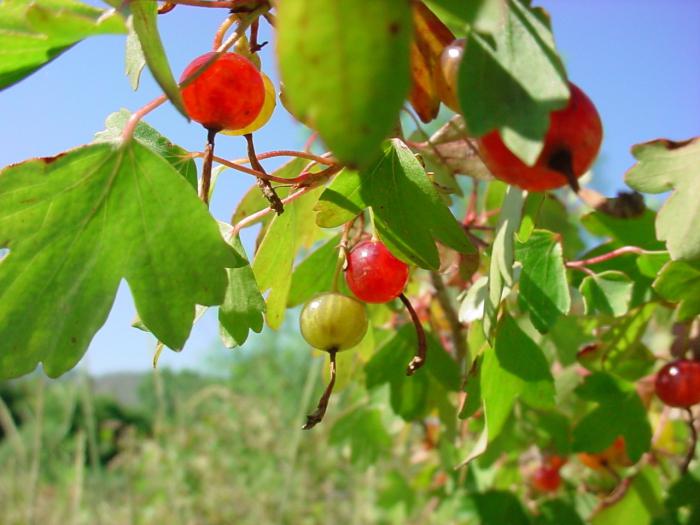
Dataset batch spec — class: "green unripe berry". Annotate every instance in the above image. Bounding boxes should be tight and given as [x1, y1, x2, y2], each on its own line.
[299, 293, 368, 351]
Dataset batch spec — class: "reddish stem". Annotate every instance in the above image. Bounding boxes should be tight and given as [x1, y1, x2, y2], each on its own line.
[230, 149, 335, 167]
[160, 0, 261, 9]
[566, 246, 657, 269]
[400, 293, 427, 375]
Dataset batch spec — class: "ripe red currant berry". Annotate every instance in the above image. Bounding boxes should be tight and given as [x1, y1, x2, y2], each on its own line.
[345, 240, 410, 303]
[180, 52, 265, 131]
[299, 293, 368, 352]
[531, 465, 561, 493]
[479, 82, 603, 192]
[655, 359, 700, 408]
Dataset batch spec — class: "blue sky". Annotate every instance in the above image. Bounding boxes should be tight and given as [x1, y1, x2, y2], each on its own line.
[0, 1, 698, 374]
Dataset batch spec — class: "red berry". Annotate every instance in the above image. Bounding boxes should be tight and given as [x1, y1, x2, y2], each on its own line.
[655, 359, 700, 408]
[180, 52, 265, 131]
[345, 240, 409, 303]
[479, 82, 603, 191]
[531, 465, 561, 493]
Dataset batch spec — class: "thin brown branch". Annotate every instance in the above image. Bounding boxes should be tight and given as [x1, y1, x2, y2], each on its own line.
[400, 293, 427, 375]
[566, 246, 660, 269]
[157, 1, 176, 14]
[212, 14, 236, 50]
[231, 186, 311, 236]
[163, 0, 263, 9]
[245, 133, 284, 214]
[230, 149, 336, 167]
[302, 350, 337, 429]
[430, 271, 467, 369]
[682, 407, 697, 474]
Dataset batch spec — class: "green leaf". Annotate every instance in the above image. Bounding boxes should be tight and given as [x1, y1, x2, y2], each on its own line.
[515, 229, 570, 333]
[573, 373, 651, 463]
[580, 271, 634, 318]
[625, 138, 700, 261]
[524, 193, 584, 259]
[125, 15, 145, 90]
[457, 0, 569, 164]
[592, 468, 665, 525]
[287, 235, 341, 307]
[365, 326, 457, 421]
[94, 109, 197, 190]
[129, 0, 186, 118]
[473, 491, 531, 525]
[218, 233, 265, 348]
[314, 169, 366, 228]
[591, 304, 656, 381]
[484, 185, 524, 339]
[0, 0, 126, 90]
[252, 188, 322, 329]
[0, 141, 238, 378]
[427, 0, 507, 35]
[534, 500, 586, 525]
[358, 139, 474, 269]
[459, 354, 483, 420]
[471, 315, 554, 458]
[329, 407, 391, 466]
[637, 252, 670, 278]
[277, 0, 412, 167]
[653, 260, 700, 321]
[581, 209, 663, 251]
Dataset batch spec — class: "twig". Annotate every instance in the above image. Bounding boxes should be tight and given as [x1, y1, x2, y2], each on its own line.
[200, 128, 217, 204]
[430, 271, 467, 369]
[245, 133, 284, 214]
[212, 14, 236, 50]
[566, 246, 660, 269]
[594, 476, 633, 513]
[157, 1, 176, 14]
[400, 293, 427, 375]
[229, 149, 336, 167]
[159, 0, 263, 9]
[302, 350, 337, 429]
[231, 186, 311, 236]
[681, 407, 697, 474]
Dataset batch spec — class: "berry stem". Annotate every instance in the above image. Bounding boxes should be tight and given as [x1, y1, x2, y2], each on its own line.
[399, 293, 427, 375]
[331, 223, 351, 293]
[199, 128, 218, 205]
[212, 14, 236, 50]
[245, 133, 284, 215]
[681, 407, 697, 474]
[302, 349, 337, 430]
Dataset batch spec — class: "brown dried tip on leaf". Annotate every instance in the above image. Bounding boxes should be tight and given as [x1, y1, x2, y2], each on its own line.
[408, 2, 454, 123]
[578, 188, 646, 219]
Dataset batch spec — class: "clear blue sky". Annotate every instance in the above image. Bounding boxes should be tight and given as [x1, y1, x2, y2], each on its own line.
[1, 1, 698, 374]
